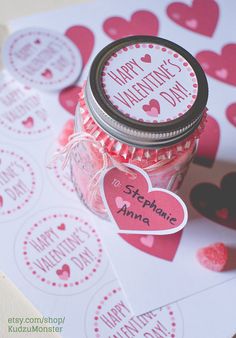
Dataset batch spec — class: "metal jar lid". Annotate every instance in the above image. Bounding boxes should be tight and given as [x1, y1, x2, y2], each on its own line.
[85, 36, 208, 148]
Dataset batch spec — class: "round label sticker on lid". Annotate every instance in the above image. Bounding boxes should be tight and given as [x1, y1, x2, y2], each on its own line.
[2, 27, 82, 91]
[101, 41, 198, 123]
[86, 36, 208, 148]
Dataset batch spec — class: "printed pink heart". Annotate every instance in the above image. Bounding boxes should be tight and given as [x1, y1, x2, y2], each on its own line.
[34, 39, 41, 44]
[185, 19, 198, 29]
[0, 195, 3, 208]
[140, 235, 154, 248]
[103, 10, 159, 40]
[193, 114, 220, 167]
[58, 271, 69, 281]
[59, 86, 82, 115]
[57, 223, 66, 231]
[215, 68, 228, 79]
[22, 117, 34, 129]
[115, 196, 130, 209]
[102, 165, 188, 235]
[143, 99, 160, 117]
[196, 44, 236, 86]
[56, 264, 70, 280]
[41, 69, 53, 79]
[141, 54, 151, 63]
[120, 231, 182, 261]
[226, 103, 236, 127]
[65, 26, 95, 68]
[201, 62, 210, 70]
[149, 107, 159, 117]
[167, 0, 219, 37]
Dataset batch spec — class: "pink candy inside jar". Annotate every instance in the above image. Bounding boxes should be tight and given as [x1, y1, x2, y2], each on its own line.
[70, 36, 208, 218]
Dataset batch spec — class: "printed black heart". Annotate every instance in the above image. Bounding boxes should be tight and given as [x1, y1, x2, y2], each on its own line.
[190, 172, 236, 229]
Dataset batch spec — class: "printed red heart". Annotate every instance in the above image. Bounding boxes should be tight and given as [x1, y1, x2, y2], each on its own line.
[197, 242, 228, 272]
[65, 26, 95, 68]
[102, 165, 188, 235]
[56, 264, 70, 280]
[103, 10, 159, 40]
[22, 117, 34, 129]
[226, 103, 236, 127]
[167, 0, 219, 37]
[193, 114, 220, 167]
[58, 119, 74, 146]
[120, 231, 183, 261]
[190, 172, 236, 229]
[141, 54, 151, 63]
[143, 99, 160, 117]
[41, 69, 53, 79]
[0, 195, 3, 208]
[196, 44, 236, 86]
[57, 223, 66, 231]
[59, 26, 94, 115]
[59, 86, 82, 115]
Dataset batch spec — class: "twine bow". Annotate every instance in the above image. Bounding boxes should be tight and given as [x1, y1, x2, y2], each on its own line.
[50, 130, 184, 206]
[50, 132, 136, 205]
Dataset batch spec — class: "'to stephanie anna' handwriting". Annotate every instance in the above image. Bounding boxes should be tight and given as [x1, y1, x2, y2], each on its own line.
[117, 185, 177, 227]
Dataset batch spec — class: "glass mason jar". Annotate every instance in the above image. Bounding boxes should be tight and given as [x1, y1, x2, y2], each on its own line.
[70, 36, 208, 218]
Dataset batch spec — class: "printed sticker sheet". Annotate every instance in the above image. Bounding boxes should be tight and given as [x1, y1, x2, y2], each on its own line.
[1, 0, 236, 337]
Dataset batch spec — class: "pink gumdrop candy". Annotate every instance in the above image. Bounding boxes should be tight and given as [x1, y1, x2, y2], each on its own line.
[197, 242, 228, 272]
[58, 119, 74, 146]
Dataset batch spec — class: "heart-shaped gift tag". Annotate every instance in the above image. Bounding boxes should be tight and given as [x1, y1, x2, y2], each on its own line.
[101, 164, 188, 235]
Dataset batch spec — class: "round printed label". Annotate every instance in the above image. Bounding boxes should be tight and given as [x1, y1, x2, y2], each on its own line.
[0, 144, 41, 222]
[85, 280, 183, 337]
[101, 42, 198, 123]
[0, 73, 52, 138]
[15, 208, 108, 295]
[3, 28, 82, 91]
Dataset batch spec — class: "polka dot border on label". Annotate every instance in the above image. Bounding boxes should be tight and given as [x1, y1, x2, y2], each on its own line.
[8, 31, 77, 87]
[0, 79, 52, 136]
[101, 43, 198, 123]
[22, 213, 103, 288]
[51, 154, 75, 194]
[92, 286, 177, 338]
[0, 148, 36, 216]
[0, 116, 51, 135]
